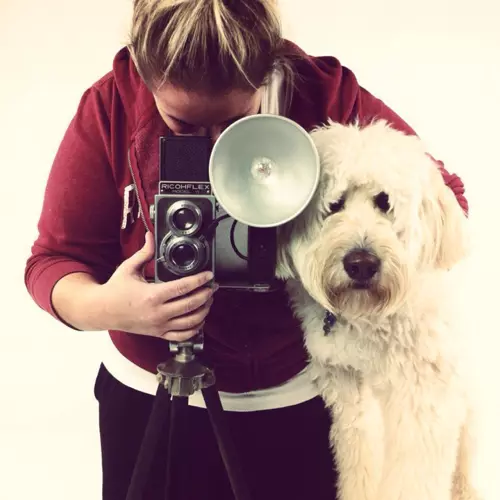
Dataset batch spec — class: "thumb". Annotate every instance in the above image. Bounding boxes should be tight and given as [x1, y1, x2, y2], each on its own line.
[120, 231, 155, 276]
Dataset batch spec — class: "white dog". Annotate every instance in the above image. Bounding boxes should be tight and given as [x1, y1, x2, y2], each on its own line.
[276, 120, 490, 500]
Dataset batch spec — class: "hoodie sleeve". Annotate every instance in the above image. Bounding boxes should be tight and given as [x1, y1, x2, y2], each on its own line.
[24, 85, 123, 323]
[352, 86, 469, 216]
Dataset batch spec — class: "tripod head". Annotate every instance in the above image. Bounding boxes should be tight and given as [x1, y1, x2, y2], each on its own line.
[168, 332, 204, 356]
[156, 331, 215, 398]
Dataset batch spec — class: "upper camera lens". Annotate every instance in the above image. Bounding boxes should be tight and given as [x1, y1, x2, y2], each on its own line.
[166, 201, 202, 235]
[172, 208, 197, 231]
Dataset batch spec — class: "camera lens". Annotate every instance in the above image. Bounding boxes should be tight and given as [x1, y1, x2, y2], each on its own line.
[162, 236, 209, 275]
[171, 243, 196, 268]
[166, 201, 202, 236]
[160, 235, 210, 276]
[172, 208, 196, 232]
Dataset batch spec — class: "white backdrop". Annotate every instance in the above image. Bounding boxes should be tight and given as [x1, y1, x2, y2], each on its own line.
[1, 0, 499, 498]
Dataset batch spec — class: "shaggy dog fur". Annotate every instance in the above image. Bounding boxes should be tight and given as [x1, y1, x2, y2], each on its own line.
[276, 120, 490, 500]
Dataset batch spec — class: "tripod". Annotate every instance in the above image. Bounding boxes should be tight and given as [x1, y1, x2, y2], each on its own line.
[125, 333, 253, 500]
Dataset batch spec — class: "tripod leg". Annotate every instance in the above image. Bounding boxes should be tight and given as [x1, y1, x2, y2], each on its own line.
[164, 396, 189, 500]
[125, 385, 172, 500]
[202, 386, 254, 500]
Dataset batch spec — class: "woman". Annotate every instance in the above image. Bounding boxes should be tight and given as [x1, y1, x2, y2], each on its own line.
[24, 1, 468, 499]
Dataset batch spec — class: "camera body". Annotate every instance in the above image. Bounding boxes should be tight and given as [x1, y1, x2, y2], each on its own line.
[150, 134, 279, 292]
[154, 194, 215, 282]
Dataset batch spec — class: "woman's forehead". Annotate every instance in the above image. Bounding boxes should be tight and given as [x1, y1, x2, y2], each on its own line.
[153, 84, 261, 128]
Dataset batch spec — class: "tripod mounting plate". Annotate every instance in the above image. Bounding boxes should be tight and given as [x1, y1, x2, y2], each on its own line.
[157, 357, 215, 397]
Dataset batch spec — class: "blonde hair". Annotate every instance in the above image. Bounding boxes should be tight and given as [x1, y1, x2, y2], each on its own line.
[128, 0, 291, 93]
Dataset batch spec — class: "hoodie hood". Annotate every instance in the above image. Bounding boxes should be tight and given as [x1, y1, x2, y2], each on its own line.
[111, 47, 157, 136]
[109, 40, 361, 138]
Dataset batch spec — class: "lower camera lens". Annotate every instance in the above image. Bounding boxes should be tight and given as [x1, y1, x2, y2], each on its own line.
[162, 235, 209, 275]
[170, 243, 196, 268]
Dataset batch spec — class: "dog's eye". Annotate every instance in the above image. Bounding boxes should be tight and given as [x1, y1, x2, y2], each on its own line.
[328, 197, 345, 214]
[374, 192, 390, 213]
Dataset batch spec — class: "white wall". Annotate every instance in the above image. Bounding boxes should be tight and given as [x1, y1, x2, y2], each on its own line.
[1, 0, 499, 498]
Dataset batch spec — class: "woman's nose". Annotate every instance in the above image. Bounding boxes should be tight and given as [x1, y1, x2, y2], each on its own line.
[176, 126, 223, 144]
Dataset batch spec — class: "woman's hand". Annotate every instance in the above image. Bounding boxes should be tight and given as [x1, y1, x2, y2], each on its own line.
[97, 232, 217, 342]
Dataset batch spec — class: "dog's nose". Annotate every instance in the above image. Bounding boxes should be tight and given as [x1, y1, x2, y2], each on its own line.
[343, 250, 381, 281]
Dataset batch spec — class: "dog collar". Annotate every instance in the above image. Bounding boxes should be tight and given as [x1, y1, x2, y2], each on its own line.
[323, 311, 337, 335]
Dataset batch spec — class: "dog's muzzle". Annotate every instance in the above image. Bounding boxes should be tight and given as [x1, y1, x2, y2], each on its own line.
[343, 249, 381, 288]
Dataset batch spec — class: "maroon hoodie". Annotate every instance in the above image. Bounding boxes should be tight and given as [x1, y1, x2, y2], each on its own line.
[24, 41, 468, 393]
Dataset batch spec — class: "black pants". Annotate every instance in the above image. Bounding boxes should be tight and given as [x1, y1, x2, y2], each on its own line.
[94, 363, 338, 500]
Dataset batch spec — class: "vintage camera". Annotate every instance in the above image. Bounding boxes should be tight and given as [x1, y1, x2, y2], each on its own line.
[150, 115, 320, 293]
[150, 135, 278, 292]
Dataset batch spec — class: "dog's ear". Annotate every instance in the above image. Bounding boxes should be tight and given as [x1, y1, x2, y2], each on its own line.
[275, 224, 298, 280]
[419, 164, 469, 270]
[275, 193, 322, 281]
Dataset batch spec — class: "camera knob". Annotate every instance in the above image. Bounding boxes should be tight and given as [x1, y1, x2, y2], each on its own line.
[149, 204, 155, 220]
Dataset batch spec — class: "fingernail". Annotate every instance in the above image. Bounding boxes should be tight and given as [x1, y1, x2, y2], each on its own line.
[205, 271, 215, 281]
[211, 282, 220, 292]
